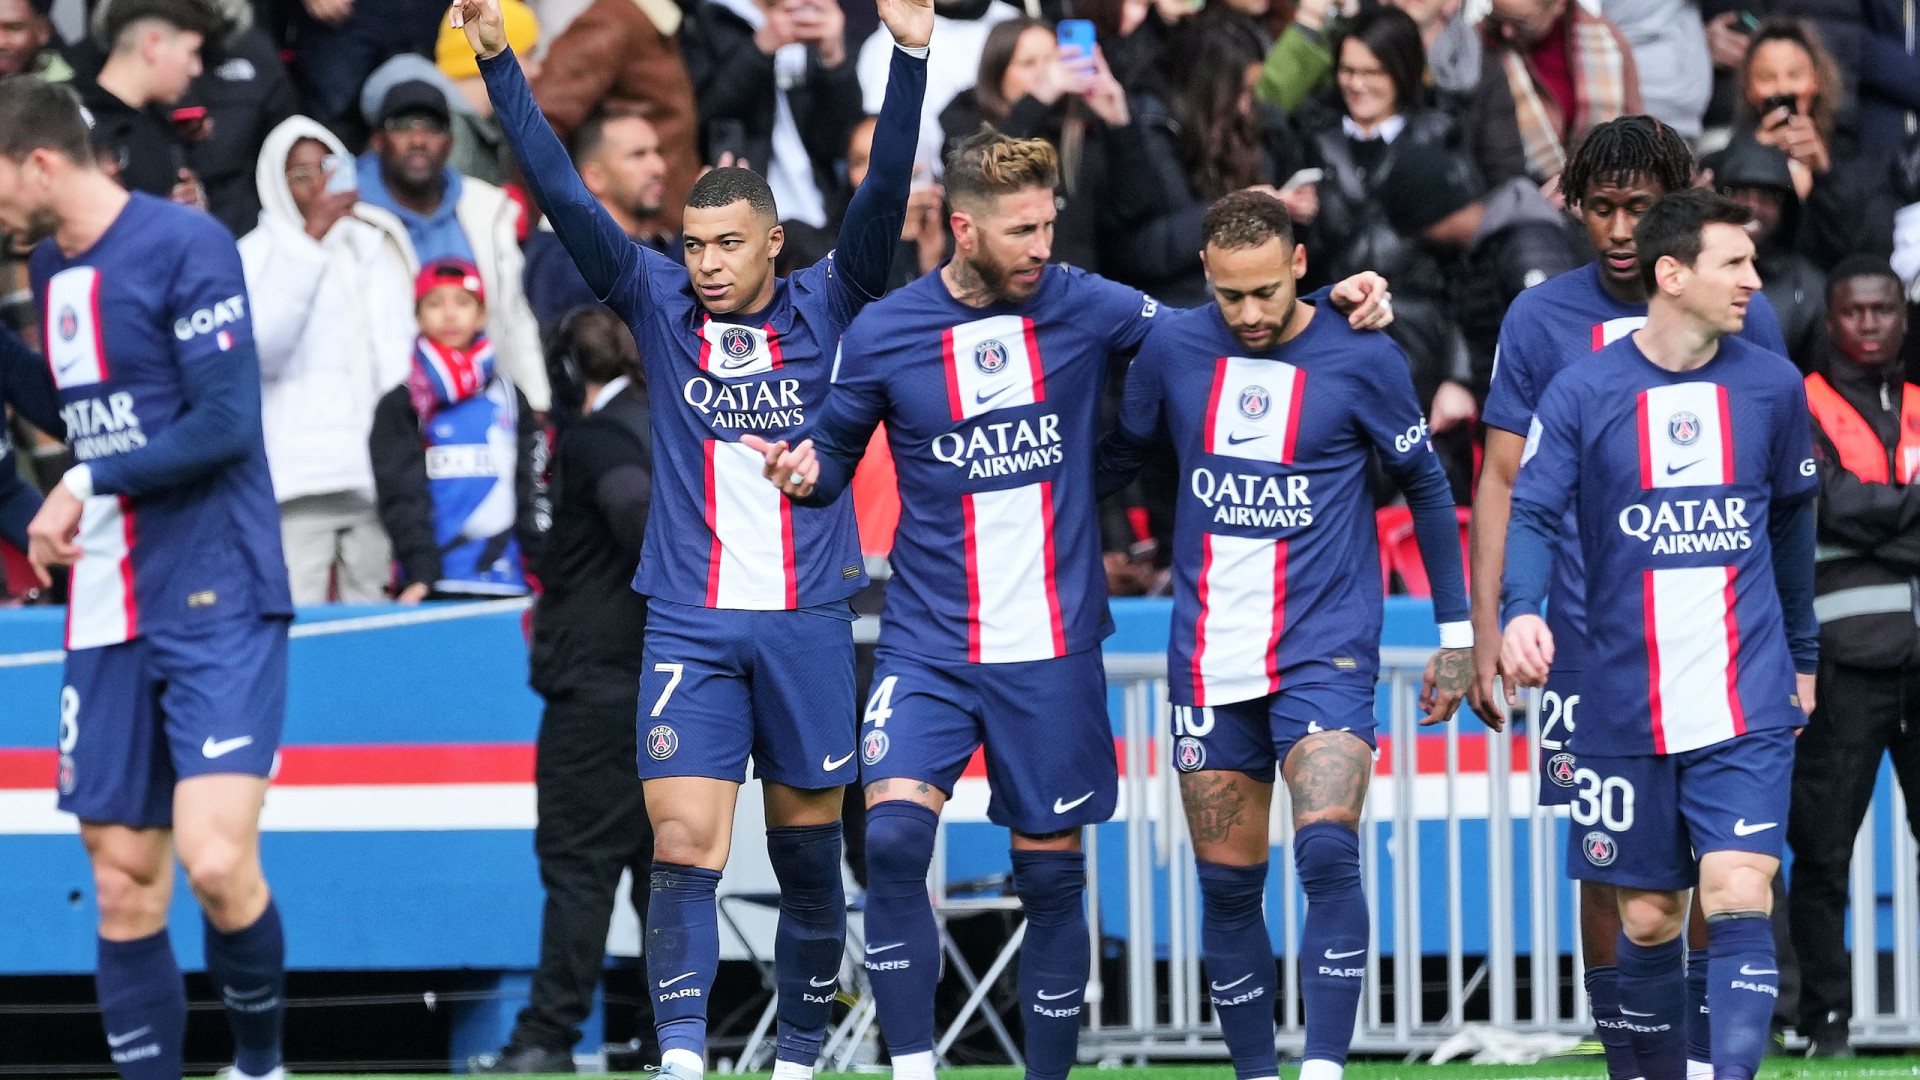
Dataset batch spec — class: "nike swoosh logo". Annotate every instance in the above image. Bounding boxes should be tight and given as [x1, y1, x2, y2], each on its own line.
[657, 971, 698, 988]
[823, 751, 854, 771]
[1225, 432, 1266, 445]
[1036, 989, 1078, 1000]
[810, 975, 838, 987]
[1210, 974, 1253, 991]
[1620, 1008, 1656, 1017]
[106, 1028, 151, 1048]
[975, 384, 1014, 405]
[202, 735, 254, 759]
[1666, 459, 1703, 475]
[1733, 819, 1778, 836]
[866, 942, 905, 954]
[1740, 965, 1778, 976]
[1053, 791, 1094, 814]
[56, 355, 82, 374]
[1323, 948, 1365, 960]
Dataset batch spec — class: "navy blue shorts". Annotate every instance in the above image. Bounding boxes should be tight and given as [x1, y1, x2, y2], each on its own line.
[859, 645, 1116, 835]
[636, 598, 857, 788]
[1566, 727, 1794, 891]
[1535, 669, 1583, 807]
[1169, 680, 1377, 781]
[57, 616, 289, 829]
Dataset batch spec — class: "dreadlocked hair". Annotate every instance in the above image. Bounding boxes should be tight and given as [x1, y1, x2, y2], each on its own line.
[1562, 115, 1694, 208]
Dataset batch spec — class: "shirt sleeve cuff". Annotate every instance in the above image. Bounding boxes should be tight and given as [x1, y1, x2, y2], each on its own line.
[896, 42, 930, 58]
[61, 464, 93, 501]
[1438, 621, 1473, 650]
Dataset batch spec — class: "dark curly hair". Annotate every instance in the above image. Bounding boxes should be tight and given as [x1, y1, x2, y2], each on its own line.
[1562, 114, 1695, 208]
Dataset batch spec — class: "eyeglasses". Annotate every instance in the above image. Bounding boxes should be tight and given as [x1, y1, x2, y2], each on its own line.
[1336, 65, 1391, 82]
[285, 166, 326, 183]
[383, 115, 449, 135]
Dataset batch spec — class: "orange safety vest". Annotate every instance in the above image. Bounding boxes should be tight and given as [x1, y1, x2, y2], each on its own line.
[1804, 372, 1920, 484]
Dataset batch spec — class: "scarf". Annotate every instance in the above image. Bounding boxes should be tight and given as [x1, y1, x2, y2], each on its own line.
[409, 333, 496, 419]
[1496, 7, 1632, 181]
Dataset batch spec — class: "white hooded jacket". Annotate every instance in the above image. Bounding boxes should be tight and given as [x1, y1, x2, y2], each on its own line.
[240, 116, 419, 506]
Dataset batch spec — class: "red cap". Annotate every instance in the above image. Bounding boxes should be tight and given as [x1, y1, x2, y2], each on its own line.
[415, 257, 486, 304]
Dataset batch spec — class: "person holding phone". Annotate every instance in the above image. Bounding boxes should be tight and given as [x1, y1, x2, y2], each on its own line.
[1735, 18, 1838, 198]
[76, 0, 224, 207]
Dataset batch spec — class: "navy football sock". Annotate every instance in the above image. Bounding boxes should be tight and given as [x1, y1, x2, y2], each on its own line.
[1617, 934, 1688, 1080]
[1196, 860, 1278, 1080]
[1707, 914, 1777, 1080]
[766, 823, 846, 1068]
[1010, 848, 1090, 1080]
[1687, 945, 1712, 1068]
[96, 929, 187, 1080]
[1584, 964, 1640, 1080]
[862, 802, 941, 1059]
[647, 862, 724, 1064]
[204, 899, 286, 1077]
[1295, 823, 1366, 1069]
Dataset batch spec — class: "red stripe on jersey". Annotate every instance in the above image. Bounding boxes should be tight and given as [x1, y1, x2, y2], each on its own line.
[1591, 323, 1605, 352]
[1722, 566, 1746, 735]
[1643, 571, 1666, 754]
[1716, 385, 1735, 482]
[119, 499, 137, 640]
[88, 271, 107, 379]
[1281, 369, 1307, 465]
[702, 441, 723, 607]
[1037, 480, 1066, 656]
[1636, 392, 1654, 489]
[1191, 534, 1213, 705]
[1023, 318, 1046, 403]
[696, 315, 712, 372]
[1202, 358, 1227, 452]
[1265, 539, 1287, 693]
[960, 492, 982, 663]
[767, 327, 784, 370]
[780, 494, 798, 609]
[942, 327, 963, 421]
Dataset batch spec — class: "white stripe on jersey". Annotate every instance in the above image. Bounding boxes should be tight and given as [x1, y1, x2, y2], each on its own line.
[960, 482, 1064, 663]
[944, 315, 1043, 421]
[698, 317, 782, 379]
[67, 495, 136, 650]
[1592, 316, 1645, 351]
[1191, 532, 1285, 707]
[703, 440, 796, 609]
[45, 267, 106, 390]
[1202, 357, 1304, 464]
[1643, 565, 1746, 753]
[1639, 382, 1734, 489]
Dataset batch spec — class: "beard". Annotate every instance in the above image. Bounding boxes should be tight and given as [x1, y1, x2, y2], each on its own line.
[16, 203, 59, 246]
[966, 244, 1042, 304]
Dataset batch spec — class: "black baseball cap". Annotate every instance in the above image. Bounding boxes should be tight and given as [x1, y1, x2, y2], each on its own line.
[376, 79, 451, 128]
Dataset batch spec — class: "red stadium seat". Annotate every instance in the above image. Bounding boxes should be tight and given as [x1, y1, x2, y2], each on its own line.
[1, 541, 33, 598]
[1376, 505, 1473, 597]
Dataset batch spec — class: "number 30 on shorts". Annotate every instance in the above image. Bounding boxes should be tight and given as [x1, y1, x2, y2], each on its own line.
[1569, 767, 1634, 831]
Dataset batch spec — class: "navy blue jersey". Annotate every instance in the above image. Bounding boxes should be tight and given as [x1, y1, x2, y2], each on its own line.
[0, 325, 59, 552]
[32, 193, 290, 648]
[1110, 301, 1469, 707]
[808, 264, 1160, 663]
[1507, 333, 1815, 756]
[1483, 263, 1788, 670]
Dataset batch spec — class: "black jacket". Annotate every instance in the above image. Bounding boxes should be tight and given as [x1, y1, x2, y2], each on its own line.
[370, 381, 547, 597]
[681, 0, 862, 209]
[530, 383, 653, 705]
[77, 78, 188, 200]
[187, 28, 296, 237]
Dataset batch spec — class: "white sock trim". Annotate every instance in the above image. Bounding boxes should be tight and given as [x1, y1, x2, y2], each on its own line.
[1298, 1059, 1344, 1080]
[771, 1059, 815, 1080]
[663, 1047, 706, 1077]
[891, 1049, 936, 1080]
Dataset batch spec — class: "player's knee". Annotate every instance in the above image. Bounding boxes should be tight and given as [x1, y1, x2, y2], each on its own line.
[650, 817, 724, 868]
[1618, 892, 1687, 946]
[92, 862, 169, 927]
[181, 841, 260, 910]
[1700, 861, 1775, 918]
[864, 801, 938, 884]
[1195, 860, 1267, 927]
[1293, 821, 1361, 900]
[1010, 848, 1085, 922]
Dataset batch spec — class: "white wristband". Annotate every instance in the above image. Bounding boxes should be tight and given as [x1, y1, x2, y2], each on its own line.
[1437, 621, 1473, 650]
[896, 42, 930, 58]
[61, 464, 94, 501]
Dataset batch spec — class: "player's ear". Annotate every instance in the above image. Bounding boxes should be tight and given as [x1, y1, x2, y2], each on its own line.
[766, 222, 784, 260]
[1655, 253, 1686, 297]
[1291, 240, 1308, 279]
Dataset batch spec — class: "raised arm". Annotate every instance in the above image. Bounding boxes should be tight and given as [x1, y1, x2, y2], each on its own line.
[832, 0, 933, 302]
[464, 1, 639, 307]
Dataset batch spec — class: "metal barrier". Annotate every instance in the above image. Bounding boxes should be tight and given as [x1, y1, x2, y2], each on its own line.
[1079, 648, 1920, 1060]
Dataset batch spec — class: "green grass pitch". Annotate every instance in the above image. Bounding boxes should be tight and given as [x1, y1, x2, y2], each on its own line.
[293, 1060, 1920, 1080]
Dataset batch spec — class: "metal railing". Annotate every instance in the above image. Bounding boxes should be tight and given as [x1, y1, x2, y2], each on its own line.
[1078, 648, 1920, 1060]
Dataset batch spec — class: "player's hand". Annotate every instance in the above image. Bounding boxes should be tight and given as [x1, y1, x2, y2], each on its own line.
[25, 482, 84, 588]
[875, 0, 933, 52]
[304, 0, 354, 25]
[1466, 636, 1508, 731]
[1328, 271, 1393, 331]
[395, 582, 430, 605]
[1795, 671, 1816, 719]
[1419, 646, 1471, 725]
[740, 433, 820, 498]
[1498, 613, 1553, 700]
[453, 0, 509, 60]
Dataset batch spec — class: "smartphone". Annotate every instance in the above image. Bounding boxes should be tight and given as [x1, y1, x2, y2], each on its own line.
[170, 105, 207, 135]
[323, 154, 357, 195]
[1735, 10, 1760, 32]
[1280, 167, 1324, 194]
[1759, 92, 1798, 118]
[1057, 19, 1096, 60]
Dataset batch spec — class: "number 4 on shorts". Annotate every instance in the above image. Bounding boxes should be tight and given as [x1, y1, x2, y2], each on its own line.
[650, 663, 684, 718]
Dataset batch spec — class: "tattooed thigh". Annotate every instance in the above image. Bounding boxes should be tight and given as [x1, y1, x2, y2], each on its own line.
[1179, 769, 1273, 864]
[1282, 730, 1371, 830]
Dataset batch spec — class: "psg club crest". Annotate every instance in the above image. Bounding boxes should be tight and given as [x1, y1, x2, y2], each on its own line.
[1667, 411, 1702, 446]
[973, 339, 1009, 375]
[1237, 385, 1271, 420]
[1175, 736, 1207, 773]
[57, 754, 75, 796]
[1582, 830, 1618, 867]
[718, 326, 757, 369]
[1548, 752, 1577, 788]
[56, 305, 78, 342]
[646, 724, 679, 761]
[862, 729, 889, 766]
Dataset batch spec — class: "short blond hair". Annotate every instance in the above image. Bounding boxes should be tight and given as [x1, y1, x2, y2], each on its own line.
[943, 131, 1058, 211]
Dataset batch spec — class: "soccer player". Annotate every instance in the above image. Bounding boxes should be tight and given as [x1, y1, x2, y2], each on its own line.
[1468, 115, 1789, 1080]
[454, 1, 931, 1077]
[1095, 190, 1473, 1080]
[1500, 189, 1818, 1080]
[0, 78, 293, 1080]
[742, 134, 1390, 1080]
